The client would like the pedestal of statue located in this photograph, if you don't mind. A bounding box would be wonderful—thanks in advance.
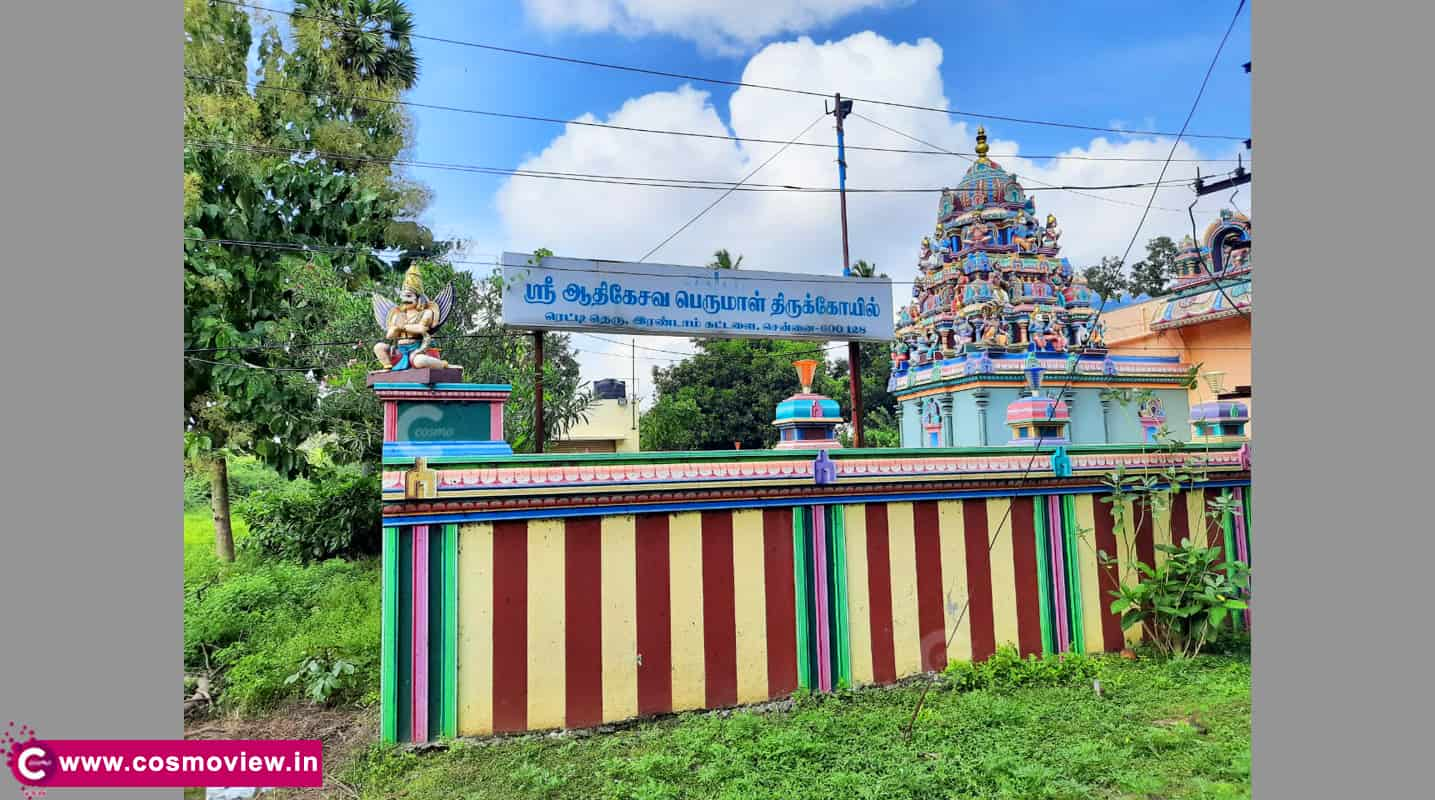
[365,367,464,387]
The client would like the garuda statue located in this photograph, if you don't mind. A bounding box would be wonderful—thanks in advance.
[372,264,461,371]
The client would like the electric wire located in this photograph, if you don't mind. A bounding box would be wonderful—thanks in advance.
[210,0,1247,142]
[185,73,1244,165]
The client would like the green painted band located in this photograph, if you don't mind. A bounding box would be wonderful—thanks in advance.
[381,527,399,744]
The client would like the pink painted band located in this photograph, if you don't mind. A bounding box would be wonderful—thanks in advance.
[411,525,429,742]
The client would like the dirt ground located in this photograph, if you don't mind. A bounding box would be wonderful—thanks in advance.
[185,705,375,799]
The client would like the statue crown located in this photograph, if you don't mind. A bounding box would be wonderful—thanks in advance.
[401,264,425,295]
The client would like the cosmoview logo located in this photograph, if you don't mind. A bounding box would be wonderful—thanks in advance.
[15,745,52,782]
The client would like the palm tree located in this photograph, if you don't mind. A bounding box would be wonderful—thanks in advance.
[296,0,419,90]
[709,249,743,270]
[851,259,877,278]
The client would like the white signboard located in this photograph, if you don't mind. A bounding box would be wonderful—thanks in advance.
[500,253,894,342]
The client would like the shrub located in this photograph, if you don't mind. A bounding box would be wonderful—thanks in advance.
[183,458,292,511]
[943,645,1099,692]
[1107,539,1249,659]
[236,467,381,561]
[185,557,381,713]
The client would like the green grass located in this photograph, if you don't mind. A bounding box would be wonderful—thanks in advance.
[345,653,1250,800]
[184,511,381,713]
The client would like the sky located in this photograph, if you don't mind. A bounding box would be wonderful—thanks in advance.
[255,0,1253,399]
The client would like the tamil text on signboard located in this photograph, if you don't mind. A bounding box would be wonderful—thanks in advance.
[499,253,894,342]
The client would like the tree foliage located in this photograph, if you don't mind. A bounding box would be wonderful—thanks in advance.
[183,0,427,479]
[1082,256,1128,303]
[1127,235,1180,299]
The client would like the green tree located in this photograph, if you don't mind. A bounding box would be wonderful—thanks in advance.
[850,259,877,278]
[1083,256,1128,303]
[829,340,896,444]
[643,339,842,450]
[183,0,427,559]
[1127,236,1180,298]
[709,249,743,270]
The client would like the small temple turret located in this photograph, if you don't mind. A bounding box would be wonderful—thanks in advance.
[773,360,844,450]
[1190,400,1250,444]
[1003,349,1070,446]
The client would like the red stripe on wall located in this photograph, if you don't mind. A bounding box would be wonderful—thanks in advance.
[1135,501,1157,570]
[1134,501,1157,644]
[1171,492,1191,547]
[912,501,947,672]
[491,520,529,733]
[864,504,897,684]
[701,511,739,708]
[1009,496,1044,658]
[635,513,673,716]
[762,508,798,696]
[961,499,997,661]
[1091,500,1125,652]
[564,517,603,729]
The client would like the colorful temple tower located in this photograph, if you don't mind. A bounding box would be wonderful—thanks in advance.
[887,128,1196,447]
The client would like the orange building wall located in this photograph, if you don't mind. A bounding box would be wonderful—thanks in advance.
[1102,300,1252,436]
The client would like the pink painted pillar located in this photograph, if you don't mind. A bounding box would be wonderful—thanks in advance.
[411,525,429,742]
[383,401,398,441]
[1047,495,1070,653]
[490,400,504,442]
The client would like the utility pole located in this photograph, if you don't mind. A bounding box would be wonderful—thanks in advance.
[631,338,637,431]
[831,92,864,447]
[533,331,545,453]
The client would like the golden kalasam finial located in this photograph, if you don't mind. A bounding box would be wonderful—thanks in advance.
[402,263,425,295]
[975,125,989,160]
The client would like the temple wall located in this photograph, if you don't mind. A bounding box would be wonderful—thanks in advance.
[378,449,1251,742]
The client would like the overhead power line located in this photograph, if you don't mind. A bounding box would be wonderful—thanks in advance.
[209,0,1247,143]
[184,138,1227,195]
[186,74,1244,165]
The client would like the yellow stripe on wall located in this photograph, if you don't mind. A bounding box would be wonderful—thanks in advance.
[1152,500,1173,569]
[730,509,769,704]
[526,519,566,730]
[887,502,923,679]
[1072,496,1107,654]
[937,500,972,664]
[843,504,875,686]
[456,522,494,736]
[1186,488,1208,547]
[986,498,1021,651]
[600,515,638,723]
[668,512,706,711]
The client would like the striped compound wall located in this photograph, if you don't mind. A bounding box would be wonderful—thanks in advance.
[379,484,1251,742]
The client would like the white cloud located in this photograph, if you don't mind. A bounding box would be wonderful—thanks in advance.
[493,32,1248,387]
[521,0,896,54]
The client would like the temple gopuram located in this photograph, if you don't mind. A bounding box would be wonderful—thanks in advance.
[887,128,1198,448]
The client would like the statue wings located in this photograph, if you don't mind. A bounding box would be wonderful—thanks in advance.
[370,282,455,334]
[371,293,396,331]
[430,283,455,333]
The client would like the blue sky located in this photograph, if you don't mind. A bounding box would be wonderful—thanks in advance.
[398,0,1250,250]
[248,0,1251,390]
